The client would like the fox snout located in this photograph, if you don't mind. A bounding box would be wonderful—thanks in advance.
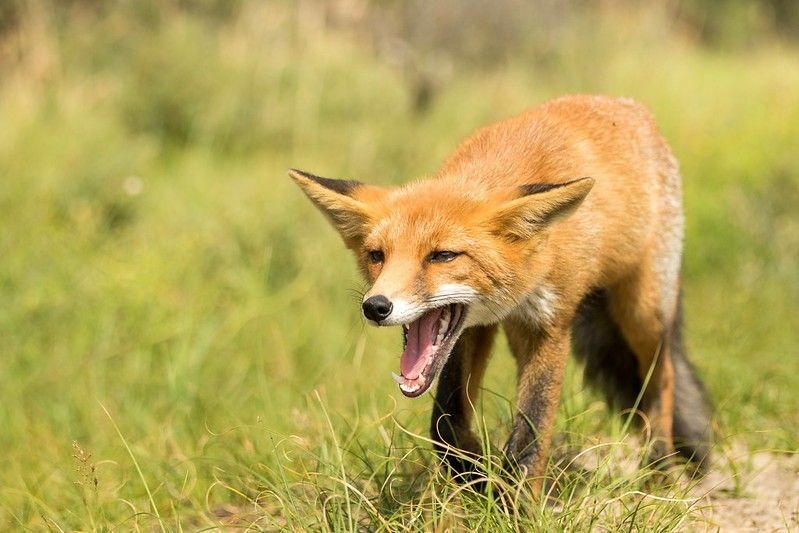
[362,295,393,323]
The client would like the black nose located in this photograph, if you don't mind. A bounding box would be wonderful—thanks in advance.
[362,295,393,322]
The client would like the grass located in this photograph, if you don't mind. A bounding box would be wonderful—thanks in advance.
[0,2,797,530]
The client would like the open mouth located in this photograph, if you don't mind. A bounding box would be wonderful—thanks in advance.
[391,303,466,397]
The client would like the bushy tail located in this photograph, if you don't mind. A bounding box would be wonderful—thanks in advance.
[670,300,714,468]
[573,290,713,468]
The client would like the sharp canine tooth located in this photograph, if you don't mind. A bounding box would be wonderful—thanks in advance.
[436,311,449,346]
[391,372,404,384]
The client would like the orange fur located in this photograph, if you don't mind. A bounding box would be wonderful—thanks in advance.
[290,94,711,491]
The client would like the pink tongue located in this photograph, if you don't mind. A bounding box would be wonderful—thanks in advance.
[400,307,444,380]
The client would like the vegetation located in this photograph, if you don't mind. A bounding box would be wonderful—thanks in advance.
[0,1,797,529]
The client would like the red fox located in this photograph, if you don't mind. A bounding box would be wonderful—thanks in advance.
[290,95,712,490]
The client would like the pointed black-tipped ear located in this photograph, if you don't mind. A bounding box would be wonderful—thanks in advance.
[489,177,595,240]
[288,168,373,246]
[288,168,363,197]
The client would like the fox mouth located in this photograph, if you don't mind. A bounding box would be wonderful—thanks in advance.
[391,303,466,397]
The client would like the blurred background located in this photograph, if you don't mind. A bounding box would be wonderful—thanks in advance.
[0,0,797,529]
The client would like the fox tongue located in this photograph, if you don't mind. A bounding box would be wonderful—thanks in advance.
[400,307,444,380]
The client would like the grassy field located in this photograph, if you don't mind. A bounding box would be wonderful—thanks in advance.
[1,2,797,530]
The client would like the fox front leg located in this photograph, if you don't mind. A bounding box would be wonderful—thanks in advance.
[502,320,571,492]
[430,325,496,480]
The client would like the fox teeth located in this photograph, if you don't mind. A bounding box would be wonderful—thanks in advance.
[435,309,450,345]
[400,382,420,393]
[391,372,404,384]
[400,375,425,393]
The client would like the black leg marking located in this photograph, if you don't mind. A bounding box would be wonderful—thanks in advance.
[430,348,481,479]
[429,328,496,483]
[502,367,553,475]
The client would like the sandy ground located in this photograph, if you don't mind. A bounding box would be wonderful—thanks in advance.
[553,437,799,531]
[692,450,799,532]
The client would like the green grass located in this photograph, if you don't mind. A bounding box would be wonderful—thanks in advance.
[0,2,797,530]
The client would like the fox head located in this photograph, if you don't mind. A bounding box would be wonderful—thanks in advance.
[289,168,593,397]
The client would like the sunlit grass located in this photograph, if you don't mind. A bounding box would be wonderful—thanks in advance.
[0,2,796,529]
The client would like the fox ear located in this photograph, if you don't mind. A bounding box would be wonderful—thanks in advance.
[288,168,377,246]
[490,177,595,240]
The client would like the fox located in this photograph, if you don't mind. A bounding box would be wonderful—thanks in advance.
[289,94,713,491]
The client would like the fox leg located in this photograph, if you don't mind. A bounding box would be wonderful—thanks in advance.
[608,268,678,465]
[502,318,571,492]
[430,325,497,478]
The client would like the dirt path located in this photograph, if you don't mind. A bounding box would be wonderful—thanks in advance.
[693,450,799,532]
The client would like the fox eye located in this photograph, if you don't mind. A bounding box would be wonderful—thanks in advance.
[428,250,459,263]
[367,250,385,264]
